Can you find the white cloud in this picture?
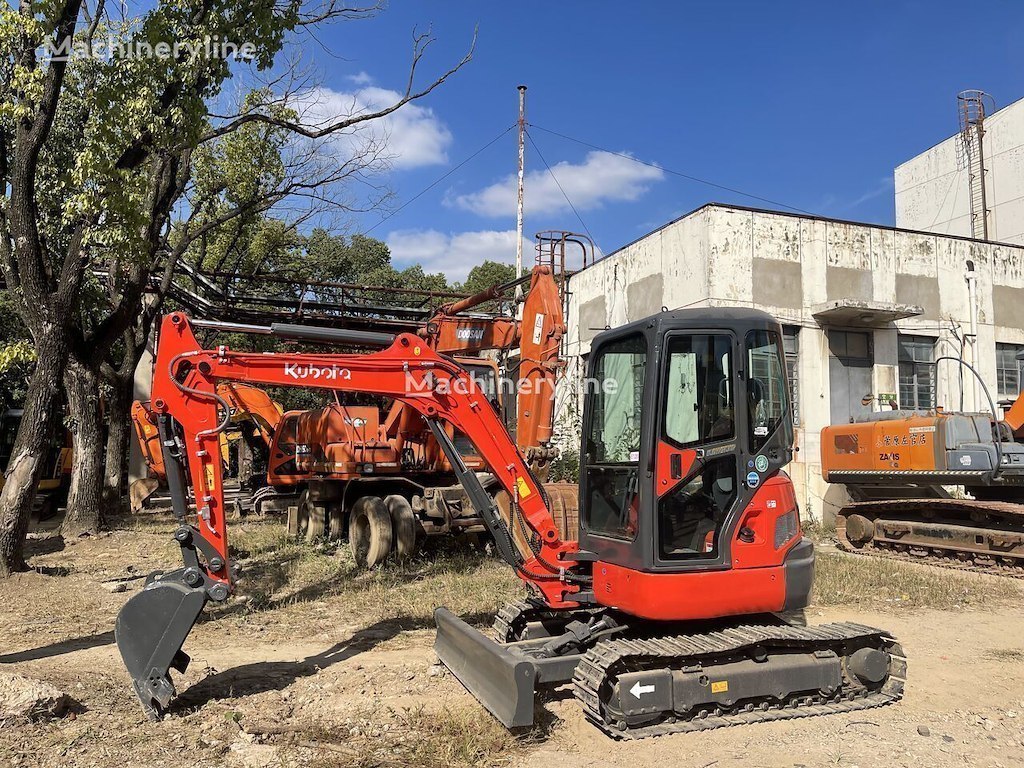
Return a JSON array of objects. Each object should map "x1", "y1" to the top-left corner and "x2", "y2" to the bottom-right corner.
[
  {"x1": 347, "y1": 71, "x2": 374, "y2": 85},
  {"x1": 451, "y1": 151, "x2": 664, "y2": 218},
  {"x1": 295, "y1": 85, "x2": 452, "y2": 170},
  {"x1": 386, "y1": 229, "x2": 532, "y2": 283}
]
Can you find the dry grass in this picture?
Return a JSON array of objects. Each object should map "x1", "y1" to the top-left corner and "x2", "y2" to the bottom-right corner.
[
  {"x1": 300, "y1": 704, "x2": 527, "y2": 768},
  {"x1": 212, "y1": 518, "x2": 1024, "y2": 623},
  {"x1": 216, "y1": 519, "x2": 525, "y2": 630},
  {"x1": 812, "y1": 550, "x2": 1021, "y2": 611}
]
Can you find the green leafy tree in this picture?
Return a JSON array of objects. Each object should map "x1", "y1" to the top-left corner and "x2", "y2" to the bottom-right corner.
[
  {"x1": 0, "y1": 341, "x2": 36, "y2": 414},
  {"x1": 458, "y1": 260, "x2": 516, "y2": 295},
  {"x1": 0, "y1": 0, "x2": 474, "y2": 570}
]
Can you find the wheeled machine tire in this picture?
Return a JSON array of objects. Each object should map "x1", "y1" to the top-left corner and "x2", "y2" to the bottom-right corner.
[
  {"x1": 384, "y1": 494, "x2": 418, "y2": 560},
  {"x1": 350, "y1": 496, "x2": 393, "y2": 568},
  {"x1": 300, "y1": 490, "x2": 327, "y2": 542}
]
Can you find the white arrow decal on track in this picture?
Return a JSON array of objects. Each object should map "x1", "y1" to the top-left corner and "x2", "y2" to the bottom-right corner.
[{"x1": 630, "y1": 681, "x2": 656, "y2": 698}]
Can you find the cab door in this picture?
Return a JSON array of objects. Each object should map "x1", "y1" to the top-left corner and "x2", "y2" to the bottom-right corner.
[
  {"x1": 653, "y1": 331, "x2": 739, "y2": 568},
  {"x1": 653, "y1": 327, "x2": 794, "y2": 571},
  {"x1": 578, "y1": 332, "x2": 650, "y2": 567}
]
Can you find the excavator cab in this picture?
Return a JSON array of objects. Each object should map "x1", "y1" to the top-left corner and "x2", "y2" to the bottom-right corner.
[{"x1": 579, "y1": 309, "x2": 796, "y2": 577}]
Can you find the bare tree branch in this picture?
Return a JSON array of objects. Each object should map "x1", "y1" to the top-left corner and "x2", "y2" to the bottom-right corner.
[{"x1": 198, "y1": 26, "x2": 476, "y2": 145}]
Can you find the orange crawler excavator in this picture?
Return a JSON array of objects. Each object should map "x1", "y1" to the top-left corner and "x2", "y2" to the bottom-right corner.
[
  {"x1": 821, "y1": 360, "x2": 1024, "y2": 573},
  {"x1": 114, "y1": 309, "x2": 905, "y2": 737}
]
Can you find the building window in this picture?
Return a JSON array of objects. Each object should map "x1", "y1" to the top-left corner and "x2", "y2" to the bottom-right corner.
[
  {"x1": 828, "y1": 330, "x2": 872, "y2": 366},
  {"x1": 996, "y1": 343, "x2": 1024, "y2": 398},
  {"x1": 782, "y1": 325, "x2": 800, "y2": 426},
  {"x1": 898, "y1": 335, "x2": 935, "y2": 410}
]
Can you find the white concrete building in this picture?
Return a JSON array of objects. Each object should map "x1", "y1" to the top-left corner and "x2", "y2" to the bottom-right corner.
[
  {"x1": 560, "y1": 203, "x2": 1024, "y2": 523},
  {"x1": 896, "y1": 94, "x2": 1024, "y2": 244}
]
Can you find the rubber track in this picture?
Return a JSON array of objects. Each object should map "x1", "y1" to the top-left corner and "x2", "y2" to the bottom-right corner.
[
  {"x1": 492, "y1": 600, "x2": 537, "y2": 642},
  {"x1": 492, "y1": 599, "x2": 600, "y2": 642},
  {"x1": 572, "y1": 623, "x2": 906, "y2": 739},
  {"x1": 837, "y1": 499, "x2": 1024, "y2": 579}
]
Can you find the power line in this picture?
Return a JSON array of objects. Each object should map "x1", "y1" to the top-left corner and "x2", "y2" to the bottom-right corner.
[
  {"x1": 364, "y1": 123, "x2": 516, "y2": 235},
  {"x1": 529, "y1": 122, "x2": 813, "y2": 215},
  {"x1": 525, "y1": 129, "x2": 599, "y2": 249}
]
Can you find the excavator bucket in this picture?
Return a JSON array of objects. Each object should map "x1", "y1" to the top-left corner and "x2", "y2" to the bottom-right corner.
[
  {"x1": 434, "y1": 607, "x2": 538, "y2": 728},
  {"x1": 115, "y1": 569, "x2": 208, "y2": 720}
]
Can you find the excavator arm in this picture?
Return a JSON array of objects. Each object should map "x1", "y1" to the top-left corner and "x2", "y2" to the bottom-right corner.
[
  {"x1": 216, "y1": 382, "x2": 284, "y2": 442},
  {"x1": 115, "y1": 312, "x2": 583, "y2": 719},
  {"x1": 130, "y1": 383, "x2": 284, "y2": 508}
]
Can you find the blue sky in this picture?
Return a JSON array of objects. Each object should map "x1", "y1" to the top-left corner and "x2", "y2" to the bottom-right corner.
[{"x1": 298, "y1": 1, "x2": 1024, "y2": 281}]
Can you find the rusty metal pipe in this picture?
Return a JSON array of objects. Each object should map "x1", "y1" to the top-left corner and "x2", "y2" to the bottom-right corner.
[{"x1": 438, "y1": 272, "x2": 535, "y2": 315}]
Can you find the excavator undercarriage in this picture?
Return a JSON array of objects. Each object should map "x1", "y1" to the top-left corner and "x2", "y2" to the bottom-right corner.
[{"x1": 438, "y1": 593, "x2": 905, "y2": 738}]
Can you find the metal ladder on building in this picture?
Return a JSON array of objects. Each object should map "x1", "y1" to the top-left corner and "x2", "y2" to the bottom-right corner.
[{"x1": 958, "y1": 90, "x2": 994, "y2": 240}]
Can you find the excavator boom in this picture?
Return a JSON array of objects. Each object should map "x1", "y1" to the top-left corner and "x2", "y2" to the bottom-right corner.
[{"x1": 116, "y1": 312, "x2": 583, "y2": 717}]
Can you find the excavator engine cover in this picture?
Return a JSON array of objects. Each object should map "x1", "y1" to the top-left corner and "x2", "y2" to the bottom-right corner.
[{"x1": 115, "y1": 569, "x2": 209, "y2": 720}]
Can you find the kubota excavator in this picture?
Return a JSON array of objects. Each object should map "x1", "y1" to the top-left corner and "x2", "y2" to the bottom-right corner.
[{"x1": 115, "y1": 309, "x2": 905, "y2": 737}]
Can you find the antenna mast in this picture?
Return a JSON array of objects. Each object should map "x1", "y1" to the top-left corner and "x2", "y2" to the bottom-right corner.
[{"x1": 516, "y1": 85, "x2": 527, "y2": 299}]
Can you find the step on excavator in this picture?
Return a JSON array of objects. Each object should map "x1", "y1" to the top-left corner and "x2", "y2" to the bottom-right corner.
[{"x1": 115, "y1": 308, "x2": 906, "y2": 738}]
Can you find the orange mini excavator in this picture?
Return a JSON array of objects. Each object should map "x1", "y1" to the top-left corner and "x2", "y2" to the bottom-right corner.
[{"x1": 115, "y1": 308, "x2": 904, "y2": 737}]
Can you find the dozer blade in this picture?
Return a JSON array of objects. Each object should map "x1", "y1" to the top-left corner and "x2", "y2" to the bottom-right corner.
[
  {"x1": 115, "y1": 569, "x2": 208, "y2": 720},
  {"x1": 434, "y1": 607, "x2": 537, "y2": 728}
]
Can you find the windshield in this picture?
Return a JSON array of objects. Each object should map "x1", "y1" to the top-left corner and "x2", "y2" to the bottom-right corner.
[
  {"x1": 586, "y1": 334, "x2": 647, "y2": 463},
  {"x1": 583, "y1": 333, "x2": 647, "y2": 540}
]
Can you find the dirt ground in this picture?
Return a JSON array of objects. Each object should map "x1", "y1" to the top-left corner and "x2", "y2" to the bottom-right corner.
[{"x1": 2, "y1": 513, "x2": 1024, "y2": 768}]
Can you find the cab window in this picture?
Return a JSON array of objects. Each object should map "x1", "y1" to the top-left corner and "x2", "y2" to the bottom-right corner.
[
  {"x1": 584, "y1": 333, "x2": 647, "y2": 540},
  {"x1": 663, "y1": 334, "x2": 734, "y2": 447},
  {"x1": 746, "y1": 330, "x2": 789, "y2": 452}
]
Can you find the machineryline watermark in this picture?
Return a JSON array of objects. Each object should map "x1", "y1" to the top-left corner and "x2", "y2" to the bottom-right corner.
[
  {"x1": 42, "y1": 35, "x2": 256, "y2": 62},
  {"x1": 278, "y1": 361, "x2": 618, "y2": 397}
]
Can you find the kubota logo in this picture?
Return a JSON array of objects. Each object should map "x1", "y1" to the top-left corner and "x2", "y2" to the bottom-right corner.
[{"x1": 284, "y1": 363, "x2": 352, "y2": 381}]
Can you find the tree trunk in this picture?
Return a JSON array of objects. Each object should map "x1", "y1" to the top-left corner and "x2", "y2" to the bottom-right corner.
[
  {"x1": 60, "y1": 360, "x2": 105, "y2": 539},
  {"x1": 102, "y1": 369, "x2": 132, "y2": 517},
  {"x1": 0, "y1": 332, "x2": 67, "y2": 574}
]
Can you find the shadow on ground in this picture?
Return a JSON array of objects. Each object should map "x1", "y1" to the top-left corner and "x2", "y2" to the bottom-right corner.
[
  {"x1": 0, "y1": 630, "x2": 115, "y2": 663},
  {"x1": 170, "y1": 611, "x2": 495, "y2": 714}
]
